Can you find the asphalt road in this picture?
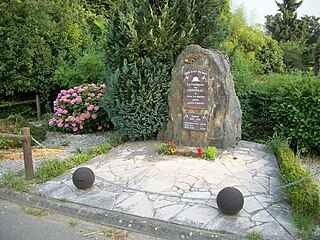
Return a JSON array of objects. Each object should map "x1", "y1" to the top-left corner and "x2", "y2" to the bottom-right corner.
[{"x1": 0, "y1": 199, "x2": 161, "y2": 240}]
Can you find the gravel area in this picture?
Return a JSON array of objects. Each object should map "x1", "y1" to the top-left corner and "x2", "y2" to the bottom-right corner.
[{"x1": 0, "y1": 131, "x2": 111, "y2": 180}]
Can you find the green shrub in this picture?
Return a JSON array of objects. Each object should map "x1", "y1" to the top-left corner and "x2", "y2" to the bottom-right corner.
[
  {"x1": 271, "y1": 71, "x2": 320, "y2": 152},
  {"x1": 230, "y1": 51, "x2": 261, "y2": 94},
  {"x1": 202, "y1": 146, "x2": 218, "y2": 161},
  {"x1": 269, "y1": 138, "x2": 320, "y2": 219},
  {"x1": 105, "y1": 58, "x2": 170, "y2": 140},
  {"x1": 0, "y1": 103, "x2": 37, "y2": 119},
  {"x1": 256, "y1": 38, "x2": 286, "y2": 74},
  {"x1": 238, "y1": 71, "x2": 320, "y2": 151},
  {"x1": 53, "y1": 51, "x2": 107, "y2": 90}
]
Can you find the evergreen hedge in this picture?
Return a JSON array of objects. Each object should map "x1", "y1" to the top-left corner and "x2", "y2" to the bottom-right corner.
[{"x1": 238, "y1": 71, "x2": 320, "y2": 152}]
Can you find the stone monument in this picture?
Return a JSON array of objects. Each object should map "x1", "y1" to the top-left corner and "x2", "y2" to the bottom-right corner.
[{"x1": 158, "y1": 45, "x2": 242, "y2": 149}]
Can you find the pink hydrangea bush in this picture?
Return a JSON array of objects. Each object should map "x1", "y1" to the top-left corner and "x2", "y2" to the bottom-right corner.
[{"x1": 48, "y1": 84, "x2": 110, "y2": 133}]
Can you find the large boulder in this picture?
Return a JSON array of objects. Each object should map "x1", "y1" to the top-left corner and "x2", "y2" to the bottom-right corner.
[{"x1": 158, "y1": 45, "x2": 241, "y2": 149}]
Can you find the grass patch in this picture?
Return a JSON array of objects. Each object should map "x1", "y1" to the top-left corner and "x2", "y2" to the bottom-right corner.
[
  {"x1": 82, "y1": 227, "x2": 129, "y2": 240},
  {"x1": 20, "y1": 204, "x2": 51, "y2": 217},
  {"x1": 0, "y1": 132, "x2": 123, "y2": 191},
  {"x1": 293, "y1": 212, "x2": 317, "y2": 240},
  {"x1": 0, "y1": 171, "x2": 33, "y2": 192},
  {"x1": 34, "y1": 150, "x2": 107, "y2": 184},
  {"x1": 266, "y1": 136, "x2": 320, "y2": 239},
  {"x1": 69, "y1": 219, "x2": 78, "y2": 227},
  {"x1": 247, "y1": 231, "x2": 263, "y2": 240}
]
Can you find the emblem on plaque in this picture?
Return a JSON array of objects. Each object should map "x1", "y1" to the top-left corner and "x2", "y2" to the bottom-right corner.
[{"x1": 183, "y1": 69, "x2": 208, "y2": 109}]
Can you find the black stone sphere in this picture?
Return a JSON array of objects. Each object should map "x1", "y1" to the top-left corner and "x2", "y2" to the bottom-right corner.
[
  {"x1": 216, "y1": 187, "x2": 244, "y2": 215},
  {"x1": 72, "y1": 167, "x2": 95, "y2": 190}
]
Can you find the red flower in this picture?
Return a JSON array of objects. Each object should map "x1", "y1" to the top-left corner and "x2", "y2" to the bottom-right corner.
[
  {"x1": 197, "y1": 148, "x2": 203, "y2": 157},
  {"x1": 167, "y1": 142, "x2": 173, "y2": 146}
]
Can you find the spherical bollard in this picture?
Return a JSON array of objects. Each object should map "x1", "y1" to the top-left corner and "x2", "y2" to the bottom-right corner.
[
  {"x1": 216, "y1": 187, "x2": 244, "y2": 215},
  {"x1": 72, "y1": 167, "x2": 95, "y2": 190}
]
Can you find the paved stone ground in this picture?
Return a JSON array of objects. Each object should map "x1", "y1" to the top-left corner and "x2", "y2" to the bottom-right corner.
[{"x1": 34, "y1": 141, "x2": 295, "y2": 240}]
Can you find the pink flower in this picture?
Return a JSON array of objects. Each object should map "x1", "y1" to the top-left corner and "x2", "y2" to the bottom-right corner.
[
  {"x1": 61, "y1": 90, "x2": 67, "y2": 96},
  {"x1": 53, "y1": 101, "x2": 58, "y2": 106},
  {"x1": 73, "y1": 127, "x2": 78, "y2": 132},
  {"x1": 62, "y1": 109, "x2": 68, "y2": 114},
  {"x1": 77, "y1": 88, "x2": 84, "y2": 93},
  {"x1": 72, "y1": 123, "x2": 77, "y2": 127},
  {"x1": 72, "y1": 93, "x2": 77, "y2": 97},
  {"x1": 84, "y1": 111, "x2": 91, "y2": 119},
  {"x1": 87, "y1": 105, "x2": 94, "y2": 111},
  {"x1": 68, "y1": 89, "x2": 75, "y2": 94},
  {"x1": 85, "y1": 102, "x2": 90, "y2": 106},
  {"x1": 64, "y1": 124, "x2": 69, "y2": 128},
  {"x1": 57, "y1": 123, "x2": 63, "y2": 128},
  {"x1": 48, "y1": 120, "x2": 54, "y2": 126},
  {"x1": 94, "y1": 106, "x2": 100, "y2": 111},
  {"x1": 66, "y1": 116, "x2": 73, "y2": 122},
  {"x1": 75, "y1": 117, "x2": 81, "y2": 123},
  {"x1": 100, "y1": 84, "x2": 106, "y2": 89},
  {"x1": 75, "y1": 97, "x2": 82, "y2": 103},
  {"x1": 80, "y1": 115, "x2": 85, "y2": 121},
  {"x1": 91, "y1": 114, "x2": 97, "y2": 120},
  {"x1": 97, "y1": 126, "x2": 103, "y2": 130},
  {"x1": 70, "y1": 99, "x2": 75, "y2": 104}
]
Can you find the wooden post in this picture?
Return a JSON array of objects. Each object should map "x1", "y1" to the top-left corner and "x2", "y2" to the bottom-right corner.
[
  {"x1": 36, "y1": 94, "x2": 41, "y2": 119},
  {"x1": 22, "y1": 128, "x2": 34, "y2": 180}
]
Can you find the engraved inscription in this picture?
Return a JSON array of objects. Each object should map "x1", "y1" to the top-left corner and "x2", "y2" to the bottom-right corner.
[
  {"x1": 183, "y1": 113, "x2": 208, "y2": 131},
  {"x1": 183, "y1": 69, "x2": 208, "y2": 109}
]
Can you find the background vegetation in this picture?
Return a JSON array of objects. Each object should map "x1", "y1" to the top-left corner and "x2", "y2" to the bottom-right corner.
[
  {"x1": 0, "y1": 0, "x2": 319, "y2": 238},
  {"x1": 1, "y1": 0, "x2": 319, "y2": 148}
]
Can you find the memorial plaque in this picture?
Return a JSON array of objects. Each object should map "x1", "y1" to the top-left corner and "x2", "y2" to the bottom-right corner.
[
  {"x1": 183, "y1": 113, "x2": 208, "y2": 131},
  {"x1": 183, "y1": 69, "x2": 208, "y2": 109}
]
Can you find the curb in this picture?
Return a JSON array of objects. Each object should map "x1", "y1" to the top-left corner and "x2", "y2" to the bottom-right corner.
[{"x1": 0, "y1": 188, "x2": 246, "y2": 240}]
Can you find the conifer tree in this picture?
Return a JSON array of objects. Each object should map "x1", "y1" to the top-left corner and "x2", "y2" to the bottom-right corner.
[{"x1": 265, "y1": 0, "x2": 307, "y2": 42}]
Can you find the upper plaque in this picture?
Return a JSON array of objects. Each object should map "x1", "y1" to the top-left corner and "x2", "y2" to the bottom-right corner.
[{"x1": 183, "y1": 69, "x2": 208, "y2": 109}]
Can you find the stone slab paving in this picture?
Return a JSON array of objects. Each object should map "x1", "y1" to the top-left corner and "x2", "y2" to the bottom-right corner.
[{"x1": 34, "y1": 141, "x2": 295, "y2": 239}]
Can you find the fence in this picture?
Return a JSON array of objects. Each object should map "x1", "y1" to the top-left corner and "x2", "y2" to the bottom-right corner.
[
  {"x1": 0, "y1": 95, "x2": 41, "y2": 119},
  {"x1": 0, "y1": 128, "x2": 33, "y2": 180}
]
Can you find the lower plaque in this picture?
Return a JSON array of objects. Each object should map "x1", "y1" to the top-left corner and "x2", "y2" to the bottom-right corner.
[{"x1": 183, "y1": 113, "x2": 208, "y2": 131}]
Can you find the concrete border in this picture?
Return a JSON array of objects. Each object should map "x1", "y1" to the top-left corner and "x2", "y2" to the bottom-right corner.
[{"x1": 0, "y1": 188, "x2": 246, "y2": 240}]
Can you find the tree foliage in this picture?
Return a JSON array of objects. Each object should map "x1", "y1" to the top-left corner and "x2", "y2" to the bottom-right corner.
[
  {"x1": 0, "y1": 0, "x2": 97, "y2": 110},
  {"x1": 256, "y1": 38, "x2": 286, "y2": 74},
  {"x1": 265, "y1": 0, "x2": 306, "y2": 42},
  {"x1": 222, "y1": 5, "x2": 266, "y2": 59}
]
